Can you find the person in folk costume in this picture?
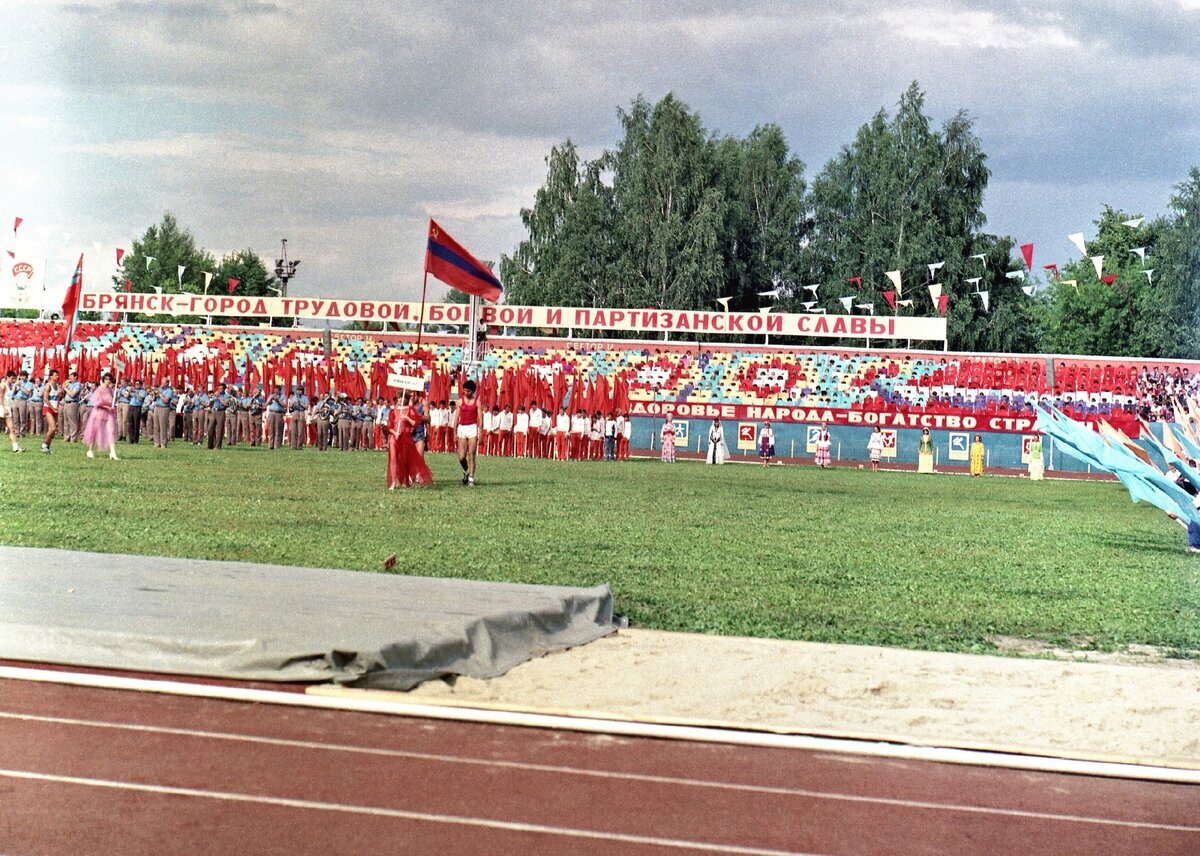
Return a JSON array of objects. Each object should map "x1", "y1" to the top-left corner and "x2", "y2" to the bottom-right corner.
[
  {"x1": 814, "y1": 421, "x2": 832, "y2": 469},
  {"x1": 660, "y1": 414, "x2": 677, "y2": 463},
  {"x1": 83, "y1": 372, "x2": 120, "y2": 460},
  {"x1": 969, "y1": 434, "x2": 986, "y2": 477},
  {"x1": 867, "y1": 427, "x2": 884, "y2": 472},
  {"x1": 759, "y1": 421, "x2": 775, "y2": 466},
  {"x1": 1027, "y1": 435, "x2": 1044, "y2": 481},
  {"x1": 707, "y1": 419, "x2": 728, "y2": 465},
  {"x1": 917, "y1": 427, "x2": 935, "y2": 474},
  {"x1": 386, "y1": 392, "x2": 433, "y2": 490},
  {"x1": 411, "y1": 393, "x2": 429, "y2": 456}
]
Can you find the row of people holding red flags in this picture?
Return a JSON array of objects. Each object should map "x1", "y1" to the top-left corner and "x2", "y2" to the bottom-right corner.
[{"x1": 425, "y1": 401, "x2": 633, "y2": 461}]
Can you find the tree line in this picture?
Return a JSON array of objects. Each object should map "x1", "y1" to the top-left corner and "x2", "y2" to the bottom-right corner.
[{"x1": 501, "y1": 84, "x2": 1200, "y2": 359}]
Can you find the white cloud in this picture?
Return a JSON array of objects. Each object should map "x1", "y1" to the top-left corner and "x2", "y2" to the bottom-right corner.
[{"x1": 876, "y1": 8, "x2": 1080, "y2": 51}]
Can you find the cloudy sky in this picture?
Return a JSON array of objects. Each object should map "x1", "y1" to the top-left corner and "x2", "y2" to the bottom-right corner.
[{"x1": 2, "y1": 0, "x2": 1198, "y2": 301}]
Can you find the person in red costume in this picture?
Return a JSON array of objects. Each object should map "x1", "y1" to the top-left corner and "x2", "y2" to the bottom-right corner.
[{"x1": 386, "y1": 393, "x2": 433, "y2": 490}]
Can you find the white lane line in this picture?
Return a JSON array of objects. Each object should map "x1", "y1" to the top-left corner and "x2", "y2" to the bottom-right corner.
[
  {"x1": 3, "y1": 710, "x2": 1198, "y2": 834},
  {"x1": 0, "y1": 767, "x2": 814, "y2": 856},
  {"x1": 3, "y1": 665, "x2": 1199, "y2": 789}
]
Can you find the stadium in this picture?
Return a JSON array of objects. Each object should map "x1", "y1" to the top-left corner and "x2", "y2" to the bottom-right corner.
[{"x1": 4, "y1": 3, "x2": 1200, "y2": 854}]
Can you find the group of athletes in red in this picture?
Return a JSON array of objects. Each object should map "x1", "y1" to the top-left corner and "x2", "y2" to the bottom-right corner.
[{"x1": 386, "y1": 381, "x2": 635, "y2": 490}]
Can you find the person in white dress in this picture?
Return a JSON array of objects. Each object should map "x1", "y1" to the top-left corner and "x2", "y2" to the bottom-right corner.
[{"x1": 707, "y1": 419, "x2": 728, "y2": 465}]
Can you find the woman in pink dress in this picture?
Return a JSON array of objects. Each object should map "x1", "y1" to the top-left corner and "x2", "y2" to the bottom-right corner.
[
  {"x1": 83, "y1": 373, "x2": 120, "y2": 460},
  {"x1": 387, "y1": 394, "x2": 434, "y2": 489},
  {"x1": 660, "y1": 414, "x2": 677, "y2": 463}
]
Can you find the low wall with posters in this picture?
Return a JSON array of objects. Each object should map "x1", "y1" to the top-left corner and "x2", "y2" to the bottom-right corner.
[{"x1": 630, "y1": 417, "x2": 1168, "y2": 474}]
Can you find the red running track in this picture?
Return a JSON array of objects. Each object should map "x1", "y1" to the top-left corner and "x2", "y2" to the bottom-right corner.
[{"x1": 1, "y1": 677, "x2": 1198, "y2": 855}]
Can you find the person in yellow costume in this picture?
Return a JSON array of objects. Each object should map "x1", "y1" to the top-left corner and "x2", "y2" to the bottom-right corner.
[
  {"x1": 917, "y1": 428, "x2": 934, "y2": 473},
  {"x1": 970, "y1": 434, "x2": 985, "y2": 477},
  {"x1": 1027, "y1": 435, "x2": 1044, "y2": 481}
]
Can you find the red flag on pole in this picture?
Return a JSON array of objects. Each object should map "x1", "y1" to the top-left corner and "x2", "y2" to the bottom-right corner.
[
  {"x1": 124, "y1": 279, "x2": 132, "y2": 292},
  {"x1": 13, "y1": 217, "x2": 22, "y2": 235},
  {"x1": 424, "y1": 219, "x2": 503, "y2": 303},
  {"x1": 1020, "y1": 242, "x2": 1034, "y2": 270},
  {"x1": 116, "y1": 248, "x2": 126, "y2": 266},
  {"x1": 227, "y1": 277, "x2": 240, "y2": 295},
  {"x1": 62, "y1": 254, "x2": 84, "y2": 350}
]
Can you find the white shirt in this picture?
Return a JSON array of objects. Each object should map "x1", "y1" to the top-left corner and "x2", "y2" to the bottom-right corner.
[
  {"x1": 515, "y1": 412, "x2": 529, "y2": 433},
  {"x1": 482, "y1": 411, "x2": 494, "y2": 432},
  {"x1": 555, "y1": 413, "x2": 570, "y2": 433},
  {"x1": 500, "y1": 411, "x2": 514, "y2": 431},
  {"x1": 528, "y1": 408, "x2": 543, "y2": 430},
  {"x1": 176, "y1": 393, "x2": 189, "y2": 414},
  {"x1": 571, "y1": 415, "x2": 586, "y2": 435},
  {"x1": 622, "y1": 418, "x2": 631, "y2": 439},
  {"x1": 431, "y1": 407, "x2": 444, "y2": 428},
  {"x1": 604, "y1": 418, "x2": 616, "y2": 438},
  {"x1": 539, "y1": 418, "x2": 551, "y2": 436}
]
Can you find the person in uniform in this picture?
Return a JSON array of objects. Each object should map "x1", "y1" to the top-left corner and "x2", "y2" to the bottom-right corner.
[
  {"x1": 287, "y1": 386, "x2": 308, "y2": 450},
  {"x1": 61, "y1": 370, "x2": 83, "y2": 443},
  {"x1": 206, "y1": 382, "x2": 230, "y2": 450},
  {"x1": 126, "y1": 379, "x2": 145, "y2": 444},
  {"x1": 265, "y1": 384, "x2": 286, "y2": 449},
  {"x1": 151, "y1": 380, "x2": 175, "y2": 448},
  {"x1": 498, "y1": 404, "x2": 514, "y2": 457},
  {"x1": 116, "y1": 380, "x2": 130, "y2": 441},
  {"x1": 28, "y1": 375, "x2": 45, "y2": 438},
  {"x1": 224, "y1": 386, "x2": 240, "y2": 446},
  {"x1": 170, "y1": 383, "x2": 187, "y2": 444},
  {"x1": 79, "y1": 381, "x2": 94, "y2": 438},
  {"x1": 179, "y1": 385, "x2": 195, "y2": 444},
  {"x1": 11, "y1": 370, "x2": 30, "y2": 438},
  {"x1": 192, "y1": 387, "x2": 210, "y2": 445},
  {"x1": 455, "y1": 379, "x2": 480, "y2": 485},
  {"x1": 247, "y1": 386, "x2": 265, "y2": 446},
  {"x1": 336, "y1": 394, "x2": 352, "y2": 451}
]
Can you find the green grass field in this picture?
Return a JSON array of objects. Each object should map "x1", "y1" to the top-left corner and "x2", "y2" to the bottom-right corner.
[{"x1": 2, "y1": 443, "x2": 1197, "y2": 657}]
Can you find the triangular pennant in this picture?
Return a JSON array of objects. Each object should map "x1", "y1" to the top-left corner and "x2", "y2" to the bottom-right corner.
[
  {"x1": 124, "y1": 279, "x2": 132, "y2": 293},
  {"x1": 885, "y1": 270, "x2": 902, "y2": 290},
  {"x1": 228, "y1": 277, "x2": 240, "y2": 295},
  {"x1": 936, "y1": 295, "x2": 949, "y2": 317},
  {"x1": 896, "y1": 299, "x2": 914, "y2": 307},
  {"x1": 970, "y1": 252, "x2": 987, "y2": 263},
  {"x1": 1130, "y1": 246, "x2": 1146, "y2": 263},
  {"x1": 801, "y1": 301, "x2": 817, "y2": 311},
  {"x1": 1091, "y1": 255, "x2": 1104, "y2": 278},
  {"x1": 151, "y1": 284, "x2": 163, "y2": 295},
  {"x1": 1019, "y1": 242, "x2": 1034, "y2": 270},
  {"x1": 1101, "y1": 274, "x2": 1117, "y2": 285},
  {"x1": 177, "y1": 264, "x2": 185, "y2": 286},
  {"x1": 811, "y1": 307, "x2": 827, "y2": 314},
  {"x1": 1060, "y1": 279, "x2": 1078, "y2": 288},
  {"x1": 203, "y1": 271, "x2": 213, "y2": 293},
  {"x1": 882, "y1": 290, "x2": 896, "y2": 310},
  {"x1": 839, "y1": 296, "x2": 854, "y2": 312},
  {"x1": 715, "y1": 296, "x2": 732, "y2": 311},
  {"x1": 1042, "y1": 263, "x2": 1058, "y2": 280},
  {"x1": 1005, "y1": 270, "x2": 1025, "y2": 281},
  {"x1": 846, "y1": 276, "x2": 862, "y2": 288},
  {"x1": 978, "y1": 291, "x2": 989, "y2": 312},
  {"x1": 1121, "y1": 217, "x2": 1144, "y2": 228},
  {"x1": 927, "y1": 283, "x2": 942, "y2": 301},
  {"x1": 13, "y1": 217, "x2": 22, "y2": 235},
  {"x1": 926, "y1": 261, "x2": 944, "y2": 279},
  {"x1": 1022, "y1": 285, "x2": 1036, "y2": 297},
  {"x1": 1143, "y1": 269, "x2": 1154, "y2": 283},
  {"x1": 116, "y1": 248, "x2": 126, "y2": 267},
  {"x1": 965, "y1": 277, "x2": 982, "y2": 288},
  {"x1": 855, "y1": 302, "x2": 874, "y2": 315},
  {"x1": 803, "y1": 284, "x2": 820, "y2": 295},
  {"x1": 1067, "y1": 233, "x2": 1088, "y2": 256},
  {"x1": 146, "y1": 256, "x2": 156, "y2": 270}
]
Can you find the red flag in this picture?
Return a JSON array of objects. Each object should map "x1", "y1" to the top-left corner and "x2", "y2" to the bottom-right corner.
[
  {"x1": 847, "y1": 276, "x2": 862, "y2": 288},
  {"x1": 116, "y1": 248, "x2": 126, "y2": 266},
  {"x1": 882, "y1": 290, "x2": 896, "y2": 310},
  {"x1": 62, "y1": 254, "x2": 84, "y2": 350},
  {"x1": 1101, "y1": 274, "x2": 1117, "y2": 285},
  {"x1": 13, "y1": 217, "x2": 22, "y2": 235},
  {"x1": 1042, "y1": 263, "x2": 1058, "y2": 280},
  {"x1": 937, "y1": 295, "x2": 949, "y2": 317},
  {"x1": 1020, "y1": 242, "x2": 1034, "y2": 270},
  {"x1": 124, "y1": 279, "x2": 132, "y2": 292},
  {"x1": 424, "y1": 219, "x2": 503, "y2": 303},
  {"x1": 227, "y1": 277, "x2": 240, "y2": 295}
]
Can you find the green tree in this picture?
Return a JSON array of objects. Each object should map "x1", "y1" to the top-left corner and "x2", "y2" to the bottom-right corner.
[
  {"x1": 1151, "y1": 168, "x2": 1200, "y2": 358},
  {"x1": 114, "y1": 213, "x2": 216, "y2": 322},
  {"x1": 215, "y1": 248, "x2": 280, "y2": 326}
]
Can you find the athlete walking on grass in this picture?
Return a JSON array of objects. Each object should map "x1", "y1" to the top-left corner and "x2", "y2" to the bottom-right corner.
[{"x1": 454, "y1": 379, "x2": 480, "y2": 486}]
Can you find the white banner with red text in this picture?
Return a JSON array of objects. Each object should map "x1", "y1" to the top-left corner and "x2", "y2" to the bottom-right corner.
[
  {"x1": 75, "y1": 293, "x2": 947, "y2": 341},
  {"x1": 629, "y1": 399, "x2": 1037, "y2": 434}
]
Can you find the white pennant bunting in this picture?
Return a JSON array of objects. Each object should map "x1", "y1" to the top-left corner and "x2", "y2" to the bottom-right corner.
[
  {"x1": 151, "y1": 284, "x2": 163, "y2": 295},
  {"x1": 1122, "y1": 217, "x2": 1144, "y2": 228},
  {"x1": 801, "y1": 301, "x2": 817, "y2": 311},
  {"x1": 1005, "y1": 270, "x2": 1025, "y2": 281},
  {"x1": 203, "y1": 271, "x2": 213, "y2": 293},
  {"x1": 927, "y1": 283, "x2": 942, "y2": 301},
  {"x1": 803, "y1": 284, "x2": 820, "y2": 295},
  {"x1": 856, "y1": 303, "x2": 874, "y2": 315},
  {"x1": 145, "y1": 256, "x2": 156, "y2": 270},
  {"x1": 1067, "y1": 233, "x2": 1088, "y2": 256},
  {"x1": 839, "y1": 296, "x2": 854, "y2": 312},
  {"x1": 1022, "y1": 285, "x2": 1036, "y2": 297},
  {"x1": 970, "y1": 253, "x2": 987, "y2": 263},
  {"x1": 978, "y1": 291, "x2": 990, "y2": 312},
  {"x1": 1129, "y1": 246, "x2": 1147, "y2": 263},
  {"x1": 715, "y1": 296, "x2": 732, "y2": 311},
  {"x1": 1060, "y1": 279, "x2": 1078, "y2": 288},
  {"x1": 885, "y1": 270, "x2": 902, "y2": 292},
  {"x1": 177, "y1": 264, "x2": 185, "y2": 285},
  {"x1": 811, "y1": 308, "x2": 827, "y2": 314},
  {"x1": 896, "y1": 299, "x2": 914, "y2": 307},
  {"x1": 965, "y1": 277, "x2": 982, "y2": 288},
  {"x1": 1091, "y1": 256, "x2": 1104, "y2": 279},
  {"x1": 1143, "y1": 269, "x2": 1154, "y2": 283},
  {"x1": 927, "y1": 261, "x2": 944, "y2": 279}
]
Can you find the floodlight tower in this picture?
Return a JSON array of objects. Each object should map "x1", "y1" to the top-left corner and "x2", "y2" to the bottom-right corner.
[{"x1": 274, "y1": 238, "x2": 301, "y2": 327}]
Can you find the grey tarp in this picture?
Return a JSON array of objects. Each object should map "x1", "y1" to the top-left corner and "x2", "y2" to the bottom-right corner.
[{"x1": 0, "y1": 546, "x2": 615, "y2": 690}]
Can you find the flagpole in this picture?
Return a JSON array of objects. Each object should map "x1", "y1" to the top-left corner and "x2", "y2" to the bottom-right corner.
[{"x1": 417, "y1": 270, "x2": 429, "y2": 350}]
